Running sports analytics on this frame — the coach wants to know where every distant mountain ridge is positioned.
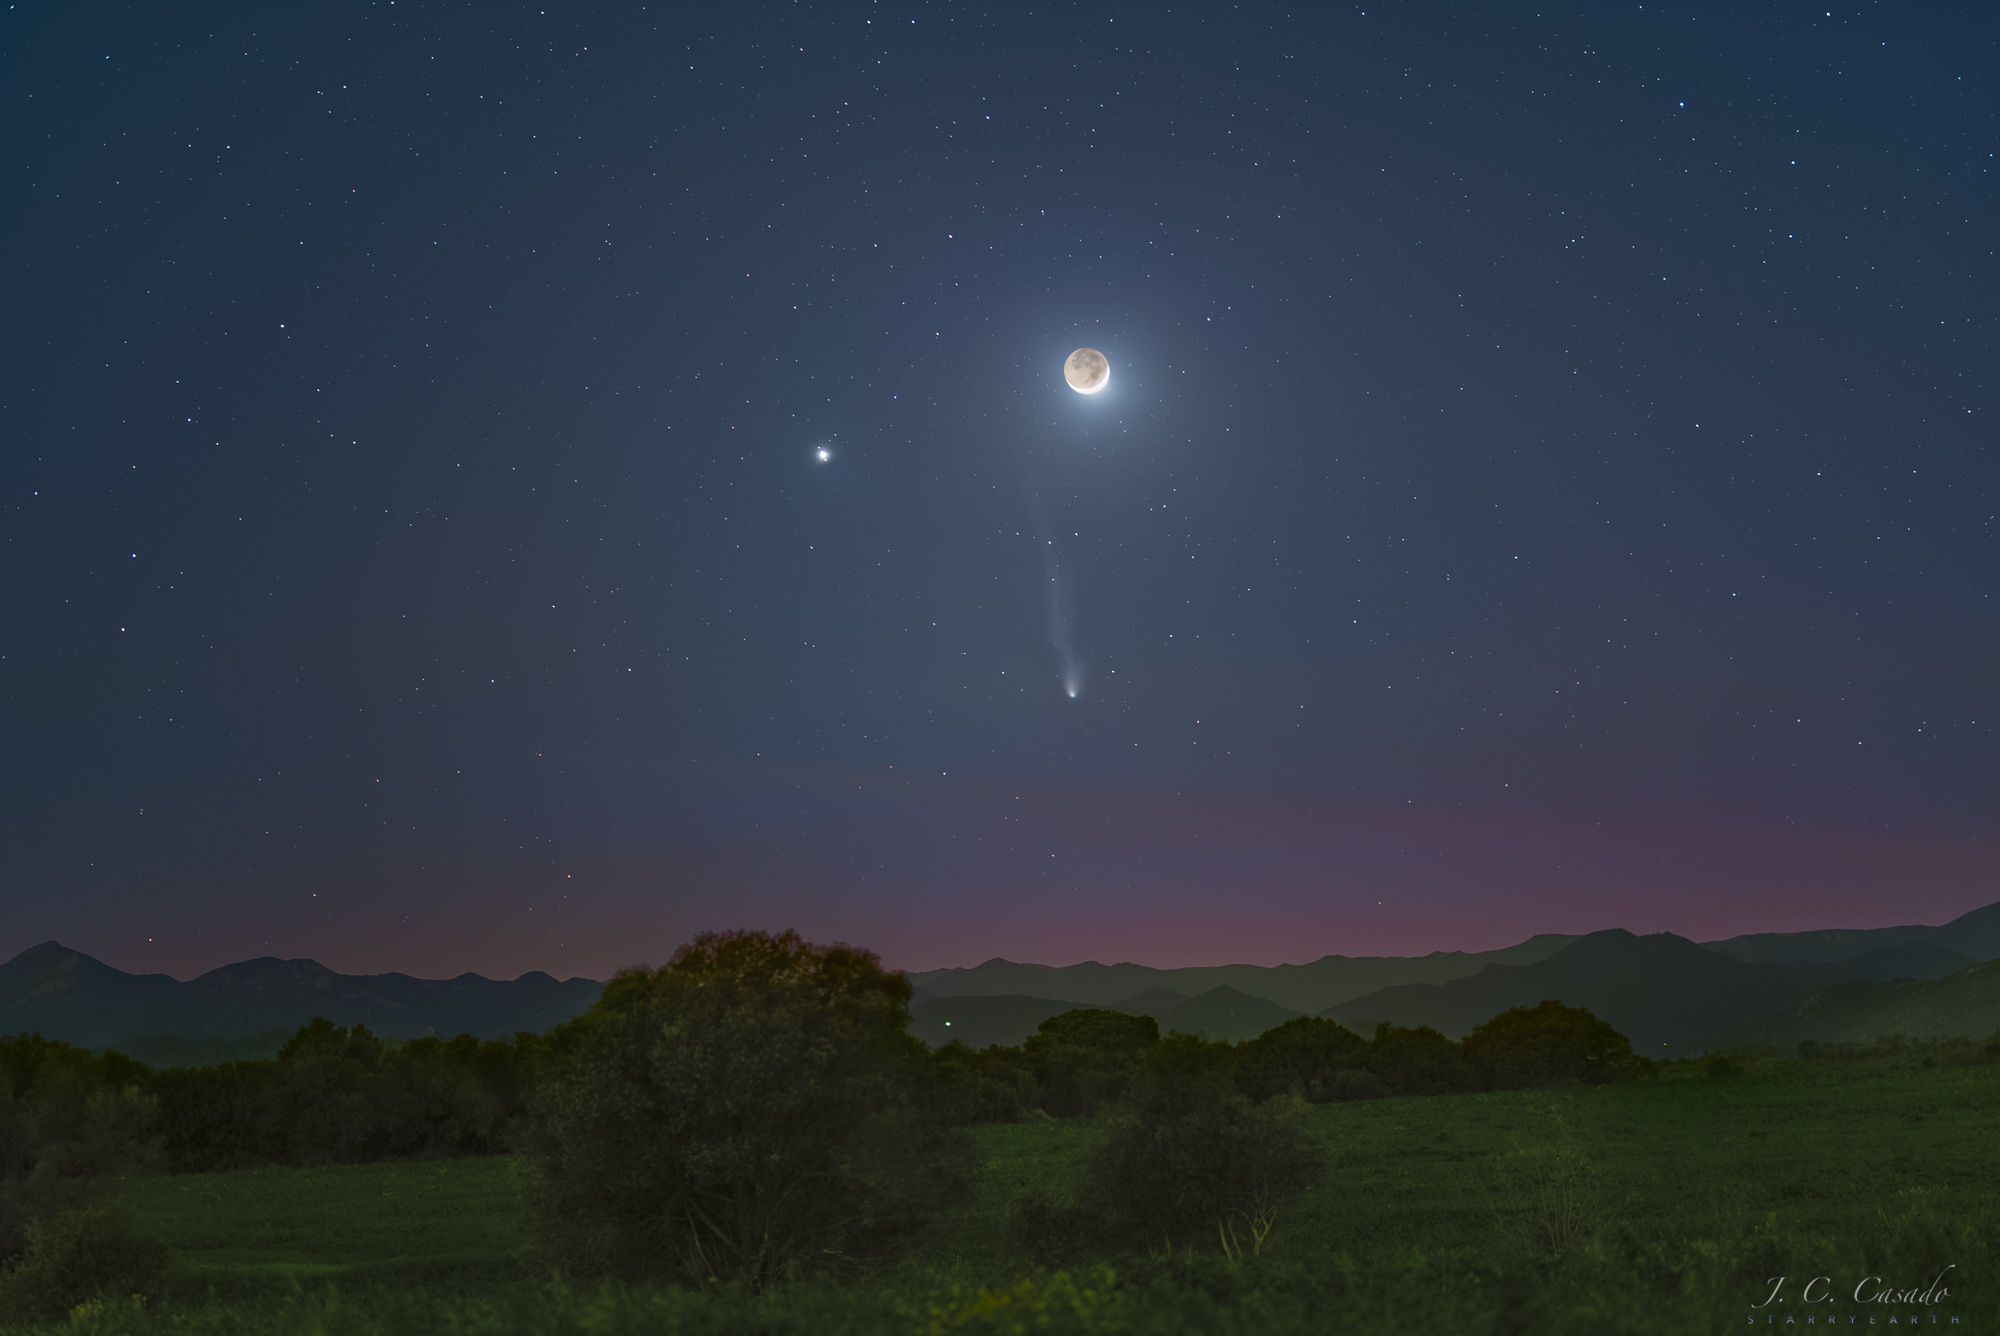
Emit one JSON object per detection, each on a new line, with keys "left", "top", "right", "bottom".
{"left": 1700, "top": 900, "right": 2000, "bottom": 964}
{"left": 8, "top": 898, "right": 1995, "bottom": 1055}
{"left": 905, "top": 934, "right": 1584, "bottom": 1015}
{"left": 0, "top": 942, "right": 603, "bottom": 1048}
{"left": 905, "top": 902, "right": 2000, "bottom": 1057}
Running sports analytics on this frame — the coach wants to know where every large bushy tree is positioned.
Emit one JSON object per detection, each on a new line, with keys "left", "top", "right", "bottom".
{"left": 1232, "top": 1016, "right": 1368, "bottom": 1103}
{"left": 1363, "top": 1022, "right": 1479, "bottom": 1096}
{"left": 1461, "top": 1000, "right": 1649, "bottom": 1087}
{"left": 520, "top": 930, "right": 970, "bottom": 1287}
{"left": 1021, "top": 1008, "right": 1160, "bottom": 1117}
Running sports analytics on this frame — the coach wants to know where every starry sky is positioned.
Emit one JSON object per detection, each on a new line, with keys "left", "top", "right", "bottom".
{"left": 5, "top": 3, "right": 1995, "bottom": 981}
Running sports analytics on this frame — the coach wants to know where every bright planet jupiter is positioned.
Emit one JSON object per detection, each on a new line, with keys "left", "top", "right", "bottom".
{"left": 1063, "top": 347, "right": 1109, "bottom": 394}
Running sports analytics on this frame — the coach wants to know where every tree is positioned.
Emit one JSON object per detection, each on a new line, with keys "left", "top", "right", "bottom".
{"left": 1028, "top": 1009, "right": 1160, "bottom": 1054}
{"left": 0, "top": 1209, "right": 166, "bottom": 1324}
{"left": 268, "top": 1020, "right": 391, "bottom": 1163}
{"left": 926, "top": 1042, "right": 1036, "bottom": 1124}
{"left": 1233, "top": 1017, "right": 1368, "bottom": 1103}
{"left": 1364, "top": 1023, "right": 1477, "bottom": 1096}
{"left": 1021, "top": 1008, "right": 1159, "bottom": 1117}
{"left": 520, "top": 930, "right": 970, "bottom": 1287}
{"left": 1460, "top": 1000, "right": 1648, "bottom": 1088}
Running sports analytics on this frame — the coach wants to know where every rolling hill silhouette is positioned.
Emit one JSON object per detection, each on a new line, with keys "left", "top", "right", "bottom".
{"left": 905, "top": 934, "right": 1582, "bottom": 1013}
{"left": 1831, "top": 941, "right": 1977, "bottom": 983}
{"left": 1724, "top": 958, "right": 2000, "bottom": 1048}
{"left": 0, "top": 942, "right": 602, "bottom": 1047}
{"left": 1154, "top": 986, "right": 1303, "bottom": 1042}
{"left": 1111, "top": 987, "right": 1193, "bottom": 1019}
{"left": 1701, "top": 899, "right": 2000, "bottom": 964}
{"left": 1321, "top": 930, "right": 1845, "bottom": 1058}
{"left": 907, "top": 994, "right": 1078, "bottom": 1049}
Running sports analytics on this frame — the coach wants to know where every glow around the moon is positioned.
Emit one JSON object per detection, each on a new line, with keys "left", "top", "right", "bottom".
{"left": 1064, "top": 347, "right": 1110, "bottom": 394}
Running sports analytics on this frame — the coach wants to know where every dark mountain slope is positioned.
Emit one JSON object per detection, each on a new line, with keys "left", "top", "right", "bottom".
{"left": 1726, "top": 959, "right": 2000, "bottom": 1049}
{"left": 1833, "top": 941, "right": 1976, "bottom": 983}
{"left": 1703, "top": 899, "right": 2000, "bottom": 964}
{"left": 1112, "top": 987, "right": 1192, "bottom": 1019}
{"left": 1940, "top": 900, "right": 2000, "bottom": 959}
{"left": 1157, "top": 986, "right": 1303, "bottom": 1042}
{"left": 908, "top": 994, "right": 1080, "bottom": 1049}
{"left": 1322, "top": 930, "right": 1841, "bottom": 1058}
{"left": 0, "top": 943, "right": 187, "bottom": 1046}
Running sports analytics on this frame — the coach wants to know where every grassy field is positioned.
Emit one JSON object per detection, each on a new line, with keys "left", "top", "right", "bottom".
{"left": 20, "top": 1053, "right": 1992, "bottom": 1333}
{"left": 115, "top": 1159, "right": 523, "bottom": 1301}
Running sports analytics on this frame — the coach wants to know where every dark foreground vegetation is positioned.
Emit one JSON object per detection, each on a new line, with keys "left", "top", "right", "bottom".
{"left": 2, "top": 930, "right": 1995, "bottom": 1333}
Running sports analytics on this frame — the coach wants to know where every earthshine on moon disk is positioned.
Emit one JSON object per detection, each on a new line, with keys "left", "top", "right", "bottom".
{"left": 1063, "top": 347, "right": 1110, "bottom": 394}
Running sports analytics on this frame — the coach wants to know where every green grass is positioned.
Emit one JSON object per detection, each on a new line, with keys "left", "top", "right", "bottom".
{"left": 1289, "top": 1052, "right": 2000, "bottom": 1254}
{"left": 14, "top": 1053, "right": 1991, "bottom": 1334}
{"left": 113, "top": 1159, "right": 523, "bottom": 1300}
{"left": 909, "top": 1053, "right": 2000, "bottom": 1272}
{"left": 915, "top": 1115, "right": 1104, "bottom": 1275}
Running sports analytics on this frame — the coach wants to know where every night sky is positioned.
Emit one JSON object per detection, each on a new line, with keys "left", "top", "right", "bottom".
{"left": 6, "top": 4, "right": 1995, "bottom": 982}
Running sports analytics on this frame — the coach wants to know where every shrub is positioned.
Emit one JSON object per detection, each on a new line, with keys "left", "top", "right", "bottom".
{"left": 1323, "top": 1067, "right": 1392, "bottom": 1101}
{"left": 1002, "top": 1187, "right": 1102, "bottom": 1270}
{"left": 1085, "top": 1035, "right": 1324, "bottom": 1254}
{"left": 0, "top": 1208, "right": 166, "bottom": 1324}
{"left": 926, "top": 1043, "right": 1036, "bottom": 1125}
{"left": 1490, "top": 1108, "right": 1605, "bottom": 1260}
{"left": 521, "top": 929, "right": 972, "bottom": 1287}
{"left": 927, "top": 1266, "right": 1123, "bottom": 1334}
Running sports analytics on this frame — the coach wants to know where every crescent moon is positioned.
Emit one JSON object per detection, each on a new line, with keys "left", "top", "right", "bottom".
{"left": 1064, "top": 347, "right": 1110, "bottom": 394}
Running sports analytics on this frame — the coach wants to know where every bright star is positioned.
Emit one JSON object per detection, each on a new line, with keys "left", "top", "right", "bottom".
{"left": 816, "top": 447, "right": 831, "bottom": 462}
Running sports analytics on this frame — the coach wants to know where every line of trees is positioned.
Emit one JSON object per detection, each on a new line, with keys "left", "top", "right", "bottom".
{"left": 0, "top": 986, "right": 1646, "bottom": 1199}
{"left": 0, "top": 1022, "right": 544, "bottom": 1266}
{"left": 932, "top": 997, "right": 1654, "bottom": 1123}
{"left": 1, "top": 935, "right": 1653, "bottom": 1295}
{"left": 0, "top": 1022, "right": 542, "bottom": 1182}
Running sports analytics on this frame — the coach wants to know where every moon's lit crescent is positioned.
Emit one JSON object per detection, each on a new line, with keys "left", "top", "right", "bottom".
{"left": 1064, "top": 347, "right": 1110, "bottom": 394}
